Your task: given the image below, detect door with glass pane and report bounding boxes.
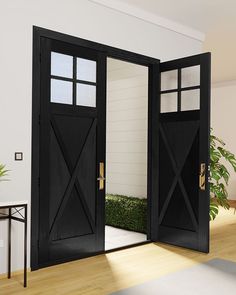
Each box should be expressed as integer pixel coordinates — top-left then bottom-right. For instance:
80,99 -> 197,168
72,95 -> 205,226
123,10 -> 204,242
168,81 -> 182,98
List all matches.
38,38 -> 106,265
157,54 -> 211,252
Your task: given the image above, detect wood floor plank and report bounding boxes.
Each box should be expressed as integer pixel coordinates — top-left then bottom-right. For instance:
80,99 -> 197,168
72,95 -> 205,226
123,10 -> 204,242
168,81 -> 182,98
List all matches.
1,207 -> 236,295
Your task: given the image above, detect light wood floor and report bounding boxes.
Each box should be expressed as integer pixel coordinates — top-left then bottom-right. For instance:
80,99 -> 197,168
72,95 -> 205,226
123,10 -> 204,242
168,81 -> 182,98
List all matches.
1,206 -> 236,295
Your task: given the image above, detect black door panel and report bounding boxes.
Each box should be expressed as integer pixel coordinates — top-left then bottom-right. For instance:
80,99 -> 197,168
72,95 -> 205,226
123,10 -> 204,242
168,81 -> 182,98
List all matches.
38,37 -> 106,266
157,54 -> 211,252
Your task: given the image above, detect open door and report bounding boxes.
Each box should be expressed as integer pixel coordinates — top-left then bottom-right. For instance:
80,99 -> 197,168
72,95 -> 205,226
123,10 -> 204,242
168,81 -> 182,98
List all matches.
156,53 -> 211,252
37,37 -> 106,267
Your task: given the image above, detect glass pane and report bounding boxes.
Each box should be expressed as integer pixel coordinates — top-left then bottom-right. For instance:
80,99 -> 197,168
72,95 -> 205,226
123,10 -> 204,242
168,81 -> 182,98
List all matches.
51,52 -> 73,78
181,65 -> 200,88
77,83 -> 96,107
77,58 -> 96,82
51,79 -> 73,104
161,70 -> 177,91
181,89 -> 200,111
161,92 -> 177,113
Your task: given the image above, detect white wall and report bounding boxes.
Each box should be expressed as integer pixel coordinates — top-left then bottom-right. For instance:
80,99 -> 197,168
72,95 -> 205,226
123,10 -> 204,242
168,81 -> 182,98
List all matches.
211,82 -> 236,200
106,58 -> 148,198
203,25 -> 236,83
0,0 -> 202,274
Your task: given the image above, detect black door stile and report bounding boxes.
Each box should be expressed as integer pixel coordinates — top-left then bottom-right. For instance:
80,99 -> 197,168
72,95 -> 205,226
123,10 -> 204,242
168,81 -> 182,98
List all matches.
38,37 -> 51,263
199,53 -> 211,252
148,63 -> 160,241
95,52 -> 107,251
156,53 -> 211,252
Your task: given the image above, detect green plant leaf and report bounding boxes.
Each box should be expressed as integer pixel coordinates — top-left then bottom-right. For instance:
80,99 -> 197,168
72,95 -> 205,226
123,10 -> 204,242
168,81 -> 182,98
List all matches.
210,200 -> 219,220
0,164 -> 9,181
209,130 -> 235,220
210,147 -> 221,162
218,147 -> 236,172
211,134 -> 225,146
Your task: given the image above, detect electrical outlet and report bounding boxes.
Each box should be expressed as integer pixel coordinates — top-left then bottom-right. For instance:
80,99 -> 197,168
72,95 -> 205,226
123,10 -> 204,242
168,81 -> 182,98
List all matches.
0,240 -> 4,248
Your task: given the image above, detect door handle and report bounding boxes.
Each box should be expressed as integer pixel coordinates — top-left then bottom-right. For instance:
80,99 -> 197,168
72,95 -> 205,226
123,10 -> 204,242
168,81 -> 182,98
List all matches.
199,163 -> 206,191
97,162 -> 105,190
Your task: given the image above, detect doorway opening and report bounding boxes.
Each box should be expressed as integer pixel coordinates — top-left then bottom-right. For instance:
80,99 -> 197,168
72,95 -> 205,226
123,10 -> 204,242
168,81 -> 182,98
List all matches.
105,58 -> 149,250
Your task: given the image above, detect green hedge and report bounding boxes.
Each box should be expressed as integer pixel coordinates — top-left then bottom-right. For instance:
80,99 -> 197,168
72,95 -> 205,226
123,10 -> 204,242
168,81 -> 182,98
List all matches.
105,194 -> 147,233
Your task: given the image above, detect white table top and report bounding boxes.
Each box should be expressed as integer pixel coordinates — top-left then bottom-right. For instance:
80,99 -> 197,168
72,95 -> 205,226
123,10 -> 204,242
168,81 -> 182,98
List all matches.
0,200 -> 28,208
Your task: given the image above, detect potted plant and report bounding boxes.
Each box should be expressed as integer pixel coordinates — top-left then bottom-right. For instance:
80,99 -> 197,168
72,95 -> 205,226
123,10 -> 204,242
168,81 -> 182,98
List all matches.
0,164 -> 9,181
210,129 -> 236,220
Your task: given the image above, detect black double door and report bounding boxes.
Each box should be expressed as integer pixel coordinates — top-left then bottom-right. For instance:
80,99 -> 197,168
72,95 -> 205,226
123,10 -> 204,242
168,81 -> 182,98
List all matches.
36,33 -> 210,268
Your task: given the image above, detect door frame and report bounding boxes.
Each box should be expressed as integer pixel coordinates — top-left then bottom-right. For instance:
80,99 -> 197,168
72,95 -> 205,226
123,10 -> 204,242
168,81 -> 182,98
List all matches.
31,26 -> 160,270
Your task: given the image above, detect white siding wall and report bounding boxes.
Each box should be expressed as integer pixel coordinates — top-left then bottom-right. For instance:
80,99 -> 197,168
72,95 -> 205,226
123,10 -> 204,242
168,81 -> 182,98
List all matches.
106,59 -> 148,198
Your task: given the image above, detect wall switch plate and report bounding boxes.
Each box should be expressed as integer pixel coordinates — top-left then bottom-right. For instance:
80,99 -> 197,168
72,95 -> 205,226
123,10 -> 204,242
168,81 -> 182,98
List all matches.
0,240 -> 4,248
15,152 -> 23,161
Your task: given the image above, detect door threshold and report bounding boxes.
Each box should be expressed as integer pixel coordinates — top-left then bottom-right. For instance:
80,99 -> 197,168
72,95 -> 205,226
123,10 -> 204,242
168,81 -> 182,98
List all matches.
105,240 -> 151,254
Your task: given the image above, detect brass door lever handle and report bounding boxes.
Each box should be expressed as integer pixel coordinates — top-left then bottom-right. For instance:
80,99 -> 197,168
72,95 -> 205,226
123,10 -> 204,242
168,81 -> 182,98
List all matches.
199,163 -> 206,191
97,162 -> 105,190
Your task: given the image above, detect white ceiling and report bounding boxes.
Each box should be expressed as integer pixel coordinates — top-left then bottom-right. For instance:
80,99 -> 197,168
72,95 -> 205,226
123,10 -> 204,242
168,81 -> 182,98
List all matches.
117,0 -> 236,33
